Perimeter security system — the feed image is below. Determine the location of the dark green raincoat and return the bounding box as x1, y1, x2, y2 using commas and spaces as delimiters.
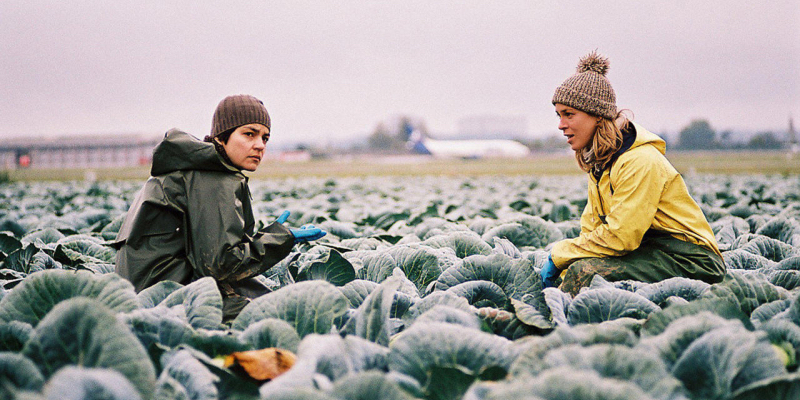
114, 129, 294, 318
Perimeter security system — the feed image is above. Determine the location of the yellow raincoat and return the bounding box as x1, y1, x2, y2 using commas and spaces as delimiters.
551, 122, 721, 269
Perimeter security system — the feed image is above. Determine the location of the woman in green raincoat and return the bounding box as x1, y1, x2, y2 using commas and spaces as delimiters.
539, 52, 726, 295
115, 94, 325, 318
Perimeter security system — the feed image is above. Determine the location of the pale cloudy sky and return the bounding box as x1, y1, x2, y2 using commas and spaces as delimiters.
1, 1, 798, 147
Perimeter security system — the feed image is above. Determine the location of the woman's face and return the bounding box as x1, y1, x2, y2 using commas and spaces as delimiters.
555, 104, 598, 151
218, 123, 270, 171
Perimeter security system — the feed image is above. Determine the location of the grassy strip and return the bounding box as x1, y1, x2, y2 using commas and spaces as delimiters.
4, 151, 800, 181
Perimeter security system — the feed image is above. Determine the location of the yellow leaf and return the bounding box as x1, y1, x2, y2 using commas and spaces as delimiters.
225, 348, 296, 381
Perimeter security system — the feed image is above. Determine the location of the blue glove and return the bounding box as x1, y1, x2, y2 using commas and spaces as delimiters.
540, 255, 560, 288
290, 225, 327, 243
276, 210, 290, 224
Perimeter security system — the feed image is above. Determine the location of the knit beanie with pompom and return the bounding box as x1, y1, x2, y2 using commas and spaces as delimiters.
552, 51, 617, 119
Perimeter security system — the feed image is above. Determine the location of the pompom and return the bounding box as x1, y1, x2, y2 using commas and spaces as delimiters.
577, 51, 610, 75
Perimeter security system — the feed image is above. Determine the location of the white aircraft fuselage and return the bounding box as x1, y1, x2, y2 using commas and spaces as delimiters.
406, 126, 530, 159
417, 137, 530, 159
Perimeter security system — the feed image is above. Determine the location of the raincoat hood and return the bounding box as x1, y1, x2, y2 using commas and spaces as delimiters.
593, 122, 665, 181
628, 122, 666, 155
150, 129, 238, 176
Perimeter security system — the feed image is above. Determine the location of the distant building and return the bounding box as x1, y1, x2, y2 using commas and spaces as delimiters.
0, 134, 161, 170
457, 115, 528, 139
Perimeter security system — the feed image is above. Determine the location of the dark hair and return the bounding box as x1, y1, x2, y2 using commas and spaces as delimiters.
203, 128, 236, 167
203, 127, 234, 144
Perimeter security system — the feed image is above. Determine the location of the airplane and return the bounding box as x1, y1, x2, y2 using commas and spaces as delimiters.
403, 122, 531, 159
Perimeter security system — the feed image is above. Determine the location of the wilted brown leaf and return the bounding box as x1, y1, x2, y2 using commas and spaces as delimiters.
224, 348, 297, 381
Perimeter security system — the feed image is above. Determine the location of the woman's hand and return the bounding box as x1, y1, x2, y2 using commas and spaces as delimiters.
273, 211, 326, 243
290, 225, 327, 243
540, 255, 560, 288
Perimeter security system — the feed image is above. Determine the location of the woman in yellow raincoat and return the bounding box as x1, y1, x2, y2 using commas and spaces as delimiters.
539, 52, 726, 295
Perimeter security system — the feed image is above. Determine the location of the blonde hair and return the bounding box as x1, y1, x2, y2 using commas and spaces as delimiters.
575, 110, 633, 173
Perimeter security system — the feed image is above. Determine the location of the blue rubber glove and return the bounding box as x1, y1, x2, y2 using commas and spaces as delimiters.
290, 224, 327, 243
276, 210, 290, 224
540, 255, 560, 288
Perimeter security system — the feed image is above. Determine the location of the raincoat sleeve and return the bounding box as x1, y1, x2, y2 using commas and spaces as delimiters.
551, 148, 670, 268
183, 176, 295, 284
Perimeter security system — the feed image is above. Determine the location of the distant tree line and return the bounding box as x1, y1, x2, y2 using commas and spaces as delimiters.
367, 122, 406, 152
364, 116, 794, 153
366, 116, 420, 153
526, 119, 793, 152
676, 119, 789, 150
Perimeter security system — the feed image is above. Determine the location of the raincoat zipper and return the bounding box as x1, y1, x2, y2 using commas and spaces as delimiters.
595, 177, 608, 224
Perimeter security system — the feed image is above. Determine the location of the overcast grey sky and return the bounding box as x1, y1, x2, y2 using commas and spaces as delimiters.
1, 1, 798, 147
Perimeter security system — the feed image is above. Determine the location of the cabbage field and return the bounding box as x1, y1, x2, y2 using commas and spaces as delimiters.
1, 174, 800, 400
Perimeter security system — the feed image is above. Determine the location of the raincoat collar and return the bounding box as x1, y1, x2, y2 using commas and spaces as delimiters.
150, 129, 241, 176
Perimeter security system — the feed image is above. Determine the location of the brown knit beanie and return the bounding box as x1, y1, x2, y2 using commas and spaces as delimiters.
552, 51, 617, 119
207, 94, 271, 141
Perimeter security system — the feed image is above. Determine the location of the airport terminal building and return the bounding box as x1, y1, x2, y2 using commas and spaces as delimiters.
0, 134, 162, 170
